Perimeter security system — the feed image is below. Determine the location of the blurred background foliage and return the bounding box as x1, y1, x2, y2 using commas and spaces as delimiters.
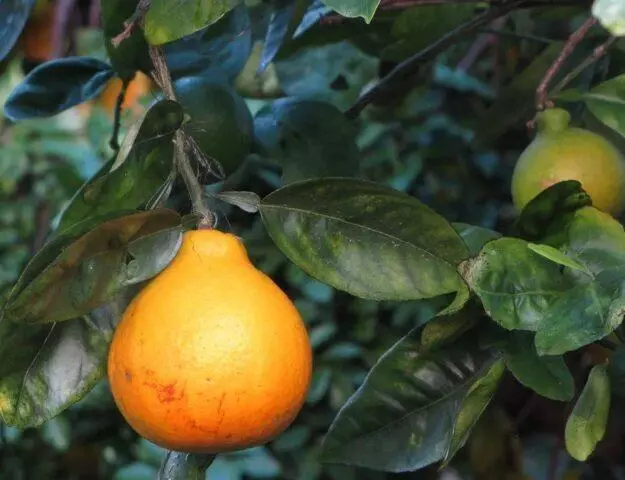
1, 0, 624, 479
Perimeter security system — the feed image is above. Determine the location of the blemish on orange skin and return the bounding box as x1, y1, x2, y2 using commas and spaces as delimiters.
124, 370, 132, 382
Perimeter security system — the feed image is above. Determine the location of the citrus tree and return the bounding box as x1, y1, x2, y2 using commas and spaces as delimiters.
3, 0, 625, 478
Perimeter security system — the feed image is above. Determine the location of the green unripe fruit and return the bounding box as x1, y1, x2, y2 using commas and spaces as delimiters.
511, 108, 625, 216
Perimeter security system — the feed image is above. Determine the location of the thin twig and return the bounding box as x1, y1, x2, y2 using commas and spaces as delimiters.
458, 17, 506, 72
479, 27, 553, 44
535, 16, 597, 110
345, 0, 525, 119
550, 36, 617, 97
111, 0, 151, 48
109, 77, 131, 153
149, 46, 214, 227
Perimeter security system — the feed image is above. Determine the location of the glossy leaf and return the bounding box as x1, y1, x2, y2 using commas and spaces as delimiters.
254, 99, 359, 182
504, 332, 574, 401
164, 6, 251, 82
101, 0, 151, 77
443, 359, 505, 463
144, 0, 241, 45
3, 210, 182, 324
158, 452, 215, 479
260, 178, 470, 306
565, 364, 610, 461
320, 0, 378, 22
535, 207, 625, 354
4, 57, 114, 121
579, 74, 625, 139
592, 0, 625, 37
452, 222, 501, 256
516, 180, 591, 241
384, 4, 474, 61
0, 289, 136, 427
293, 0, 331, 37
320, 326, 500, 471
260, 0, 298, 73
420, 311, 479, 349
0, 0, 36, 63
56, 100, 183, 231
463, 237, 572, 330
527, 243, 587, 273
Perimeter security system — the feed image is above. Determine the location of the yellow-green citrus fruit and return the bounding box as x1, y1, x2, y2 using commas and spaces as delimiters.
511, 108, 625, 216
174, 76, 254, 176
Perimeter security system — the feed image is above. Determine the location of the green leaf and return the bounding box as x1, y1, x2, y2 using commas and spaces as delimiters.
535, 207, 625, 354
260, 0, 298, 73
473, 43, 564, 147
56, 100, 183, 231
144, 0, 241, 45
3, 57, 115, 121
565, 364, 610, 461
164, 6, 251, 82
579, 74, 625, 139
320, 0, 378, 22
0, 289, 136, 427
320, 326, 501, 471
158, 451, 215, 479
260, 178, 470, 307
3, 210, 182, 324
592, 0, 625, 37
383, 4, 475, 61
452, 222, 501, 257
504, 332, 574, 401
101, 0, 151, 78
0, 0, 36, 63
443, 358, 505, 464
516, 180, 591, 241
462, 237, 573, 330
528, 243, 587, 273
420, 310, 479, 349
254, 99, 360, 183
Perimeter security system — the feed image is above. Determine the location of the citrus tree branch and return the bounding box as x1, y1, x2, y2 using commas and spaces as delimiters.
550, 35, 618, 97
344, 0, 526, 119
149, 46, 215, 227
109, 76, 130, 153
535, 16, 597, 110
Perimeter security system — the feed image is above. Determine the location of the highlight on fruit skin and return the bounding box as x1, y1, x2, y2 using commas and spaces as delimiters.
107, 229, 313, 453
511, 107, 625, 216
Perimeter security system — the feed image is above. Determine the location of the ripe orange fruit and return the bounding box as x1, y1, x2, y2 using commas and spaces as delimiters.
511, 108, 625, 216
107, 229, 312, 453
98, 72, 153, 116
21, 0, 56, 62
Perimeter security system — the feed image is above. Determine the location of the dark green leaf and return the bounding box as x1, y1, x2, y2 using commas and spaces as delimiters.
535, 207, 625, 354
260, 0, 298, 73
452, 222, 501, 257
320, 326, 500, 471
4, 57, 114, 121
3, 210, 182, 324
293, 0, 331, 37
320, 0, 378, 22
56, 100, 183, 230
516, 180, 591, 241
164, 6, 251, 82
443, 359, 505, 463
101, 0, 151, 77
158, 451, 215, 479
565, 364, 610, 461
504, 332, 574, 401
254, 99, 360, 182
0, 0, 36, 63
260, 178, 470, 308
383, 4, 475, 61
0, 289, 136, 428
462, 237, 572, 330
420, 310, 479, 349
144, 0, 241, 45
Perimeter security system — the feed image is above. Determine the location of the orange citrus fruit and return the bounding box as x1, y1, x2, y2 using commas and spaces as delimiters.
21, 0, 56, 62
98, 72, 153, 116
107, 229, 312, 453
511, 108, 625, 216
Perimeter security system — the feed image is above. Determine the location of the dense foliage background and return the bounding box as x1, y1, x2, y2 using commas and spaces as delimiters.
2, 0, 625, 479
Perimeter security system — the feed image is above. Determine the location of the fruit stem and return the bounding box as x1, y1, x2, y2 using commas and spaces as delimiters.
149, 46, 215, 228
536, 108, 570, 134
